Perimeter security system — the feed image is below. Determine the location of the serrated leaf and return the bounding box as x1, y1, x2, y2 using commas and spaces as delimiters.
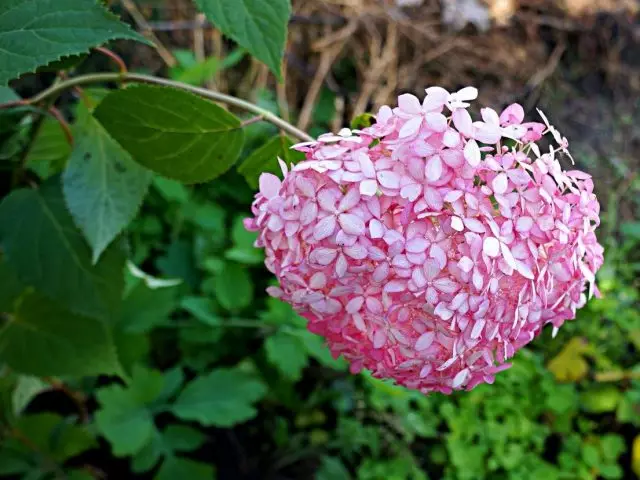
0, 0, 149, 86
0, 180, 125, 320
155, 456, 215, 480
195, 0, 291, 79
214, 262, 253, 311
265, 331, 309, 381
95, 365, 165, 457
238, 134, 304, 188
172, 367, 266, 427
94, 85, 244, 184
63, 104, 152, 263
0, 291, 122, 377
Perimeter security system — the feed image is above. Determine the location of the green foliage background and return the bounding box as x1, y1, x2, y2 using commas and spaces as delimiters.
0, 1, 639, 479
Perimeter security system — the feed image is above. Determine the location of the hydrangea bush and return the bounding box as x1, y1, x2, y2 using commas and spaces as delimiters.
246, 87, 604, 393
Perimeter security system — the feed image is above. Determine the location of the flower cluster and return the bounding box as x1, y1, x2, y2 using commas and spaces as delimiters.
245, 86, 604, 394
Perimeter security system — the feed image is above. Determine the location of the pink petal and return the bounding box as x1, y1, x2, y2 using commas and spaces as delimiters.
360, 179, 378, 196
406, 237, 429, 253
310, 248, 337, 265
373, 330, 387, 349
430, 244, 447, 268
433, 277, 460, 294
339, 188, 361, 212
357, 151, 376, 178
259, 173, 281, 199
300, 201, 319, 226
377, 170, 400, 189
399, 116, 423, 138
415, 332, 435, 351
480, 107, 500, 126
455, 86, 478, 101
400, 183, 421, 201
443, 129, 461, 148
424, 187, 443, 210
499, 103, 525, 126
313, 215, 337, 240
369, 219, 385, 238
463, 218, 486, 233
492, 173, 508, 195
457, 256, 474, 273
398, 93, 422, 114
515, 216, 533, 232
452, 109, 473, 137
464, 139, 481, 167
339, 213, 365, 236
425, 155, 443, 182
483, 237, 500, 257
441, 149, 464, 168
346, 296, 364, 313
451, 216, 464, 231
425, 112, 447, 132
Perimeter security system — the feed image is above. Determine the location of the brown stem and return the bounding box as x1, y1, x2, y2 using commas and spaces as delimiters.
94, 47, 128, 74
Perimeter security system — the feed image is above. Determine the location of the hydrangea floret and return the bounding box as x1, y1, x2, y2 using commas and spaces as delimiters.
245, 86, 604, 394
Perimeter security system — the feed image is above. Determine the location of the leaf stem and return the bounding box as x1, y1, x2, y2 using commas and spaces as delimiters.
0, 73, 314, 142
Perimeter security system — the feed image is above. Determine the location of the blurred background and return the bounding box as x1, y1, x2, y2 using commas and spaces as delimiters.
7, 0, 640, 479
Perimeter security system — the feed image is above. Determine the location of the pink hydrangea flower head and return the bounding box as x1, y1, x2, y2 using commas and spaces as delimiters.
245, 87, 604, 394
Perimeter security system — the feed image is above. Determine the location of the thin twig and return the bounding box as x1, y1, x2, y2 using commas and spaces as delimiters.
119, 0, 177, 67
240, 115, 264, 127
94, 47, 128, 74
0, 73, 314, 142
47, 107, 74, 146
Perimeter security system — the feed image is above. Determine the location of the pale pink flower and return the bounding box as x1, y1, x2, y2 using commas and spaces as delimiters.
246, 87, 603, 394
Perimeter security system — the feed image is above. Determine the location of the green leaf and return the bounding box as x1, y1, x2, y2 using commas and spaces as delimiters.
153, 176, 191, 204
95, 365, 165, 457
180, 296, 220, 326
94, 85, 244, 184
581, 386, 623, 413
225, 216, 263, 265
194, 0, 291, 79
238, 134, 304, 188
0, 0, 149, 86
265, 330, 309, 381
0, 181, 125, 320
15, 413, 97, 463
350, 113, 375, 130
214, 262, 253, 311
172, 367, 266, 427
316, 456, 351, 480
155, 456, 215, 480
11, 375, 51, 416
120, 281, 178, 333
0, 291, 122, 377
0, 86, 18, 103
0, 256, 25, 312
162, 425, 207, 452
24, 118, 72, 180
63, 105, 152, 263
